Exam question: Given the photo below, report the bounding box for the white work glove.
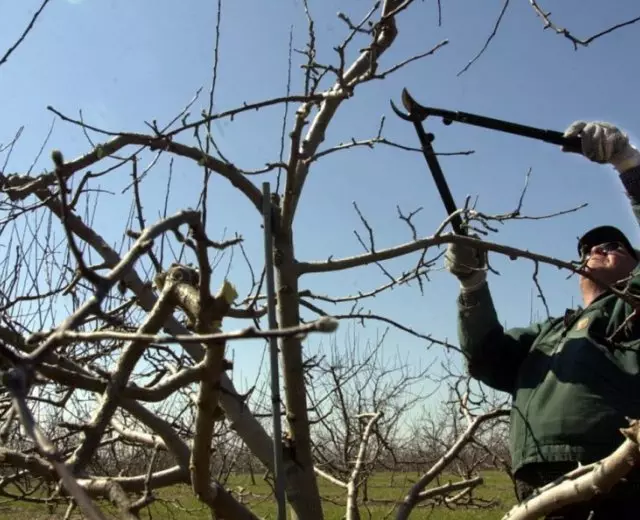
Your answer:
[444,240,487,291]
[563,121,640,173]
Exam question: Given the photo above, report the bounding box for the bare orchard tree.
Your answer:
[0,1,640,519]
[0,1,462,518]
[395,355,512,519]
[306,325,432,520]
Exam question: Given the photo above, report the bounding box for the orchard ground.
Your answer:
[0,470,517,519]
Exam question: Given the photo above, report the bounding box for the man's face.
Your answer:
[581,241,638,284]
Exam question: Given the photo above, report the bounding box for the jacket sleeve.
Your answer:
[457,282,546,394]
[619,164,640,225]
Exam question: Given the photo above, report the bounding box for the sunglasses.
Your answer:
[580,241,626,259]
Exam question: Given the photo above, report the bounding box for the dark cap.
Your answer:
[577,225,638,259]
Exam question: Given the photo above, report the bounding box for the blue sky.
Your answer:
[1,0,640,409]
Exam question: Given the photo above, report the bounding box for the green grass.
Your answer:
[0,471,517,519]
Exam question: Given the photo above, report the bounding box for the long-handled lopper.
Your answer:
[390,88,583,234]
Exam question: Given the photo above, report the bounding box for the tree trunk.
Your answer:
[346,480,361,520]
[248,456,256,486]
[274,226,324,520]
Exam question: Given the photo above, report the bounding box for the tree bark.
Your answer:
[274,224,324,520]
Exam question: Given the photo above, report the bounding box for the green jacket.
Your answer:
[458,167,640,475]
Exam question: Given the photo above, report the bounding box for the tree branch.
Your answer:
[283,0,406,224]
[528,1,640,50]
[4,131,265,215]
[297,231,632,310]
[0,0,52,68]
[395,408,508,519]
[503,420,640,519]
[457,0,510,76]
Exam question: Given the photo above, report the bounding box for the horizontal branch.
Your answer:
[164,94,331,138]
[314,466,348,488]
[297,232,636,306]
[332,313,462,353]
[41,316,338,345]
[78,466,187,495]
[3,132,264,214]
[308,135,473,163]
[111,420,168,450]
[0,447,55,480]
[297,233,580,274]
[228,305,268,319]
[504,420,640,519]
[418,476,483,502]
[37,360,204,403]
[299,265,432,305]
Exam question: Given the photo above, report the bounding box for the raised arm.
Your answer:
[446,120,640,393]
[620,165,640,227]
[444,242,547,393]
[456,282,548,393]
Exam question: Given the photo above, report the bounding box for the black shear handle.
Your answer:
[400,89,583,154]
[441,109,582,153]
[411,120,466,235]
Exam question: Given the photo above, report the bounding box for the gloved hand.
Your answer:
[444,239,487,291]
[563,121,640,173]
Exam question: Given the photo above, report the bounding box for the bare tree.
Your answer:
[395,355,511,518]
[0,1,639,519]
[307,326,432,519]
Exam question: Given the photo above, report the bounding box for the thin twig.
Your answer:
[528,1,640,50]
[27,117,56,175]
[0,0,52,68]
[53,151,107,291]
[276,26,294,194]
[457,0,510,76]
[366,40,449,81]
[309,135,474,163]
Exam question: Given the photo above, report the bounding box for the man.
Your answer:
[444,121,640,519]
